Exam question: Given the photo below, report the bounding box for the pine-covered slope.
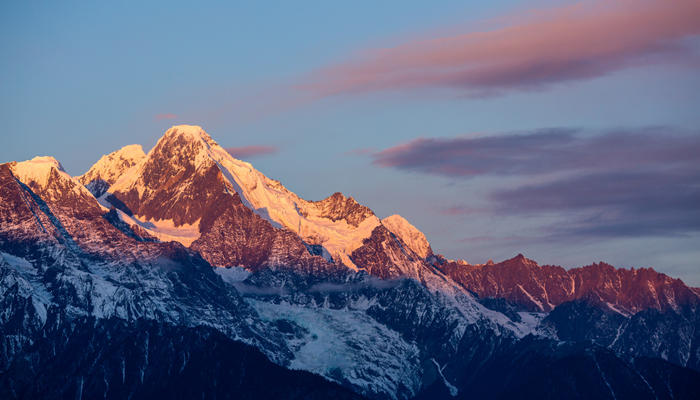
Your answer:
[0,317,364,400]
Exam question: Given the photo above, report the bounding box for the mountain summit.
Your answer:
[2,125,698,399]
[101,125,424,271]
[79,144,145,197]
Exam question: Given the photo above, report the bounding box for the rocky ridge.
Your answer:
[1,125,699,399]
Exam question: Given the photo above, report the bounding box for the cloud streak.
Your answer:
[225,145,279,159]
[371,127,700,178]
[301,0,700,97]
[370,127,700,238]
[491,167,700,238]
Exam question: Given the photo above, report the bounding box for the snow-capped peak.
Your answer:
[107,125,381,268]
[78,144,145,197]
[10,156,66,189]
[9,156,95,202]
[162,125,217,147]
[381,214,432,259]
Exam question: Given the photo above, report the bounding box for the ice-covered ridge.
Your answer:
[10,156,66,189]
[381,214,431,258]
[78,144,145,190]
[10,156,96,202]
[204,132,381,269]
[110,125,380,268]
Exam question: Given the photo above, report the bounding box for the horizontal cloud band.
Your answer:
[302,0,700,97]
[370,127,700,238]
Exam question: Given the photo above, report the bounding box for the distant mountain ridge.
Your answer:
[437,254,699,314]
[1,124,698,399]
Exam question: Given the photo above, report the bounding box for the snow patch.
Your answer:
[112,207,201,246]
[431,358,458,396]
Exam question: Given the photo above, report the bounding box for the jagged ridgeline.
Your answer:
[1,125,699,399]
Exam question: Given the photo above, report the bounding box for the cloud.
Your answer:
[371,127,700,178]
[372,127,700,238]
[307,277,403,293]
[491,167,700,238]
[225,145,279,159]
[301,0,700,97]
[155,113,178,120]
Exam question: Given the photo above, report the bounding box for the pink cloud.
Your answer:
[371,127,700,177]
[225,145,279,159]
[300,0,700,97]
[155,113,178,120]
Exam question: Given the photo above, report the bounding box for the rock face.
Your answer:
[190,189,333,274]
[312,192,375,228]
[439,254,699,314]
[350,225,428,280]
[2,124,700,399]
[542,300,700,372]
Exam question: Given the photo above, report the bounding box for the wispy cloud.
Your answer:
[154,113,178,120]
[491,167,700,238]
[225,145,279,159]
[300,0,700,97]
[369,127,700,238]
[370,127,699,178]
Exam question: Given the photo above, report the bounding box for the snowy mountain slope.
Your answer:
[78,144,145,197]
[2,160,463,398]
[107,125,381,268]
[248,298,422,399]
[87,126,439,275]
[3,125,700,399]
[225,264,549,398]
[0,162,293,360]
[9,157,95,203]
[1,159,525,399]
[381,215,432,259]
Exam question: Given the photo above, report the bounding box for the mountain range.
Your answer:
[1,125,698,399]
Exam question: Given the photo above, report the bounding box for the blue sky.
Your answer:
[2,1,700,284]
